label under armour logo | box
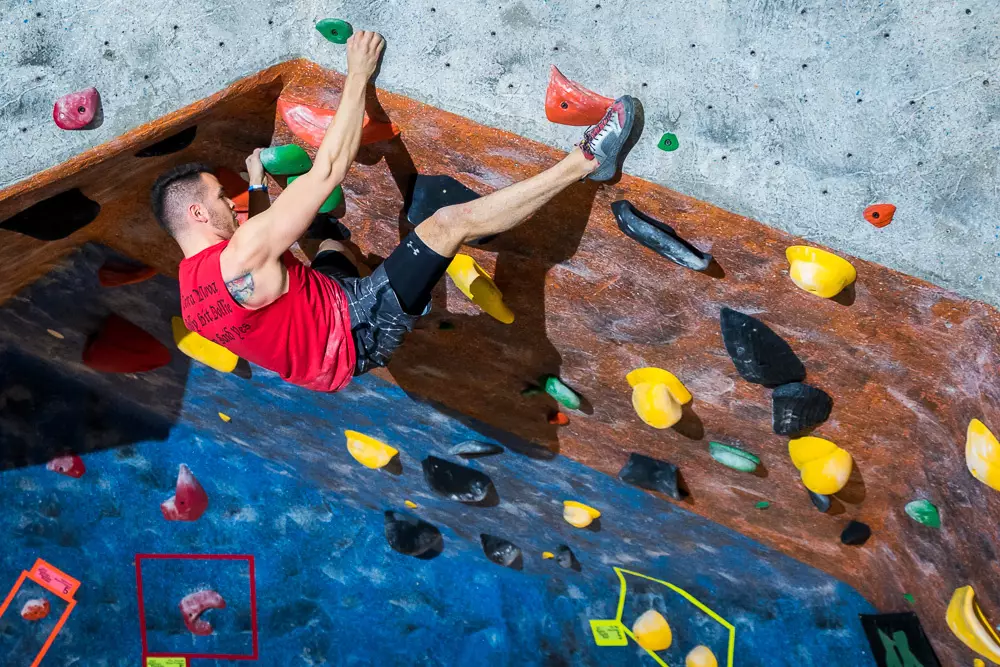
[407,240,420,256]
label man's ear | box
[188,202,209,224]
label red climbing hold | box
[97,260,157,287]
[52,87,100,130]
[548,411,570,426]
[20,598,50,622]
[82,314,171,373]
[161,464,209,521]
[179,589,226,636]
[46,454,86,478]
[864,203,896,228]
[545,65,614,126]
[277,98,400,148]
[214,167,250,212]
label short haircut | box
[149,162,213,236]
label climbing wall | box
[0,60,998,664]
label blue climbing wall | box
[0,245,876,666]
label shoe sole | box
[589,96,637,182]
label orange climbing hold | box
[549,411,570,425]
[545,65,614,126]
[277,98,400,148]
[214,167,250,211]
[97,260,157,287]
[864,203,896,228]
[82,314,171,373]
[20,598,50,622]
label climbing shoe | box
[580,95,637,182]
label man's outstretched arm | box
[224,31,384,270]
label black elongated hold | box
[618,453,684,500]
[1,189,100,241]
[134,126,198,157]
[448,440,504,458]
[421,456,496,503]
[384,511,443,557]
[841,520,871,546]
[772,382,832,436]
[406,174,495,245]
[809,491,832,513]
[611,200,712,272]
[720,307,806,387]
[481,534,523,570]
[554,544,580,571]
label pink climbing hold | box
[20,598,51,622]
[277,97,400,148]
[179,589,226,636]
[46,454,86,478]
[160,464,209,521]
[52,87,100,130]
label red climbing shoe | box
[580,96,637,182]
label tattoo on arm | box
[225,272,255,306]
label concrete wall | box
[1,0,997,305]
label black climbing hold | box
[719,307,806,387]
[481,534,522,570]
[611,200,712,272]
[134,126,197,157]
[438,320,455,331]
[448,440,504,458]
[809,491,831,513]
[406,175,495,245]
[422,456,496,503]
[554,544,580,571]
[771,382,832,436]
[384,511,443,557]
[618,453,684,500]
[1,188,100,241]
[841,520,871,546]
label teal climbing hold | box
[520,385,544,397]
[755,500,770,510]
[260,144,312,176]
[904,499,941,528]
[316,18,353,44]
[542,375,581,410]
[287,176,343,213]
[709,442,760,473]
[903,593,915,604]
[658,133,679,152]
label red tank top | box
[178,242,355,392]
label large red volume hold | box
[277,98,400,148]
[545,65,614,126]
[53,87,100,130]
[82,314,171,373]
[97,260,157,287]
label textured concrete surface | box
[1,1,998,305]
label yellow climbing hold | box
[685,646,718,667]
[404,499,418,509]
[446,254,514,324]
[632,609,672,652]
[218,412,231,423]
[786,245,857,298]
[344,430,398,469]
[563,500,601,528]
[788,436,853,495]
[542,551,555,559]
[967,419,1000,492]
[975,660,985,667]
[946,585,1000,663]
[626,367,691,430]
[171,316,239,373]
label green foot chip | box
[709,441,760,473]
[755,500,770,510]
[904,499,941,528]
[658,133,679,152]
[542,375,581,410]
[261,144,312,176]
[287,176,342,213]
[316,19,353,44]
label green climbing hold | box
[709,442,760,473]
[658,133,679,152]
[903,593,915,604]
[316,18,353,44]
[520,384,544,397]
[260,144,312,176]
[286,176,343,213]
[904,499,941,528]
[438,320,455,331]
[542,375,581,410]
[755,500,770,510]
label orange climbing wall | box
[1,59,998,664]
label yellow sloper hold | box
[171,316,239,373]
[632,609,672,652]
[344,430,398,469]
[946,585,1000,663]
[218,412,231,423]
[785,245,857,299]
[446,254,514,324]
[975,660,986,667]
[788,436,853,495]
[563,500,600,528]
[686,645,718,667]
[626,368,692,430]
[542,551,555,559]
[404,500,417,509]
[967,419,1000,492]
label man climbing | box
[151,30,638,392]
